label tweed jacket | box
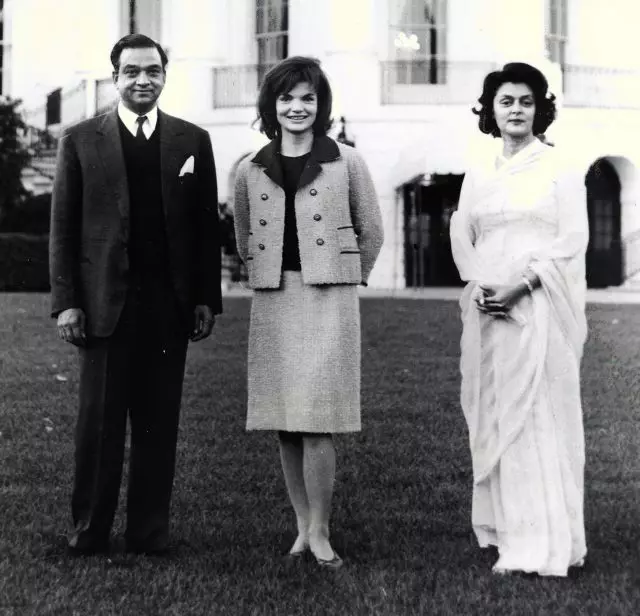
[233,136,384,288]
[49,109,222,337]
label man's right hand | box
[57,308,87,346]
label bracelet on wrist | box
[522,276,534,294]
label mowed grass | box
[0,294,639,615]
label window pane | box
[256,0,288,65]
[560,0,568,36]
[390,1,447,58]
[389,1,447,83]
[549,0,558,34]
[258,34,287,65]
[267,0,284,32]
[256,5,264,34]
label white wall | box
[571,0,640,69]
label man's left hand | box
[191,305,215,341]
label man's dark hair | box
[110,34,168,72]
[257,56,333,140]
[473,62,557,137]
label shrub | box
[0,193,51,234]
[0,233,50,292]
[0,98,31,224]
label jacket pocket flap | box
[337,226,360,254]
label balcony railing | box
[563,64,640,109]
[22,102,47,130]
[382,60,640,109]
[60,81,88,127]
[96,77,118,115]
[381,60,498,105]
[212,64,276,108]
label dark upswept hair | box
[257,56,333,140]
[473,62,556,137]
[110,34,169,72]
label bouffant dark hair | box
[473,62,556,137]
[257,56,333,140]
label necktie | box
[135,115,148,143]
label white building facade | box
[4,0,640,288]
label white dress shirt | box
[117,102,158,139]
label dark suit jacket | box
[49,109,222,338]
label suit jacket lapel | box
[96,111,130,229]
[251,139,284,189]
[298,136,340,188]
[159,110,187,222]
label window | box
[389,0,447,85]
[121,0,162,40]
[256,0,288,83]
[545,0,568,65]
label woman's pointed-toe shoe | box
[315,553,344,570]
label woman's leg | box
[278,431,310,554]
[302,433,338,561]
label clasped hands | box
[56,305,215,346]
[474,283,528,319]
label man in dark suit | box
[49,34,222,555]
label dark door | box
[404,174,464,287]
[585,159,623,288]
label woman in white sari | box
[450,63,589,577]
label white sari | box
[450,138,589,576]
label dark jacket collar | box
[251,135,341,189]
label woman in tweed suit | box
[234,56,383,569]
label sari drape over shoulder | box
[450,139,589,576]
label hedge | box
[0,193,52,234]
[0,200,246,292]
[0,234,50,292]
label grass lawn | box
[0,294,639,615]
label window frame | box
[545,0,568,66]
[120,0,162,40]
[255,0,289,79]
[388,0,448,85]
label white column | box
[319,0,379,120]
[160,0,232,119]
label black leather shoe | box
[123,538,170,556]
[66,539,109,557]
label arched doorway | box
[585,158,623,288]
[402,173,464,287]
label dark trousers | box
[69,279,189,551]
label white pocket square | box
[179,155,195,177]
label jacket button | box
[261,193,268,200]
[259,243,265,250]
[313,214,322,221]
[310,188,318,196]
[259,219,267,226]
[316,238,325,246]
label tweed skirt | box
[246,271,361,433]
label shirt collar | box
[117,101,159,137]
